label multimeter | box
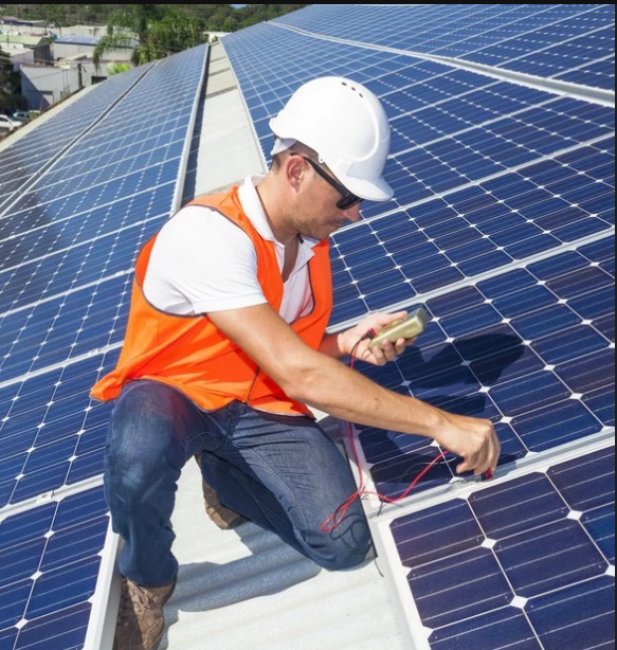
[368,307,429,350]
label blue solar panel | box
[225,23,614,196]
[1,4,613,646]
[328,138,613,326]
[224,25,614,650]
[349,236,613,502]
[0,273,132,379]
[0,64,155,214]
[0,486,108,648]
[376,445,614,649]
[0,351,119,509]
[0,48,206,363]
[272,5,615,90]
[0,44,208,647]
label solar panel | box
[0,44,208,647]
[224,22,614,224]
[350,235,614,506]
[1,4,612,646]
[274,5,615,90]
[0,486,109,649]
[370,443,614,649]
[328,136,613,324]
[0,64,155,214]
[0,352,120,508]
[222,7,614,648]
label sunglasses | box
[293,153,363,210]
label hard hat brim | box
[338,173,394,203]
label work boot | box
[195,453,245,530]
[113,576,176,650]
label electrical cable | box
[320,331,448,533]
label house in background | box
[1,33,52,66]
[2,14,134,111]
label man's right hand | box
[434,413,500,476]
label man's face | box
[293,154,363,240]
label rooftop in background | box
[0,15,48,27]
[53,34,100,46]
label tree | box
[92,5,206,67]
[107,62,132,76]
[0,45,26,114]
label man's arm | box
[208,304,500,476]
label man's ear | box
[286,153,306,191]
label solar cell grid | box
[0,4,612,645]
[1,46,203,241]
[270,5,614,89]
[0,190,170,315]
[0,273,131,382]
[228,20,614,235]
[0,64,155,214]
[329,140,614,327]
[228,18,611,191]
[0,44,208,648]
[0,350,119,509]
[0,486,108,648]
[557,54,615,89]
[376,445,614,649]
[0,166,176,270]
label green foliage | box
[3,4,308,32]
[3,4,308,71]
[92,5,205,66]
[107,62,132,76]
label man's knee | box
[105,382,186,505]
[107,382,186,465]
[304,515,371,570]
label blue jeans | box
[104,380,370,587]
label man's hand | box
[433,412,500,476]
[337,310,416,366]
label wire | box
[320,331,448,533]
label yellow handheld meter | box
[368,307,429,350]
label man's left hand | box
[339,311,415,366]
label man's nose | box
[342,203,362,222]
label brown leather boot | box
[113,576,176,650]
[195,453,245,529]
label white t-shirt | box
[143,176,319,323]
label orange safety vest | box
[90,186,333,417]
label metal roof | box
[54,35,100,46]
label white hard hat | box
[269,76,393,202]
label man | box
[91,76,500,650]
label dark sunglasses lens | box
[337,195,363,210]
[301,156,363,210]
